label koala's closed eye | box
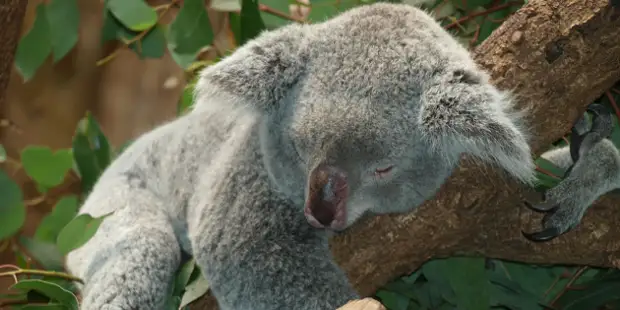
[370,164,394,181]
[374,165,394,178]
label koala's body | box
[66,3,539,309]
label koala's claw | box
[523,199,557,213]
[521,227,563,242]
[521,199,566,242]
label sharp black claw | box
[523,200,557,213]
[521,227,563,242]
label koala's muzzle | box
[305,164,348,231]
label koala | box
[65,3,538,310]
[522,103,620,242]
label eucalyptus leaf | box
[11,279,79,310]
[35,196,80,243]
[179,273,210,308]
[18,236,65,271]
[0,170,25,239]
[239,0,266,45]
[15,3,52,81]
[56,212,113,255]
[106,0,157,31]
[46,0,80,62]
[21,146,73,188]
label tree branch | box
[191,0,620,308]
[0,0,27,131]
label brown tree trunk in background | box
[192,0,620,308]
[0,0,26,110]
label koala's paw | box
[522,103,614,243]
[521,190,586,242]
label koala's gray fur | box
[66,3,540,309]
[526,107,620,238]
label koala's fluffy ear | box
[419,69,536,184]
[193,24,308,113]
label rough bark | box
[192,0,620,308]
[0,0,26,110]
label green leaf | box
[35,196,80,243]
[21,146,73,189]
[18,236,65,271]
[489,284,543,310]
[228,12,242,47]
[131,25,167,58]
[174,259,196,296]
[554,277,620,310]
[101,8,137,44]
[379,279,418,299]
[421,259,457,303]
[0,144,6,162]
[0,292,27,302]
[85,113,111,172]
[72,131,101,194]
[178,83,196,114]
[169,0,214,55]
[486,260,544,310]
[11,279,78,310]
[535,156,565,177]
[239,0,266,45]
[179,273,210,308]
[14,3,52,81]
[56,212,113,255]
[106,0,157,31]
[375,290,410,310]
[401,269,422,284]
[170,50,199,70]
[497,261,562,303]
[71,114,112,190]
[413,281,451,309]
[0,170,26,239]
[18,303,68,309]
[441,257,490,310]
[46,0,80,62]
[165,295,182,310]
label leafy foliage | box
[4,0,620,309]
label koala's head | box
[196,3,536,231]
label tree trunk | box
[0,0,26,110]
[191,0,620,308]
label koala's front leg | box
[522,104,620,242]
[66,186,181,309]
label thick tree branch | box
[193,0,620,308]
[0,0,27,117]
